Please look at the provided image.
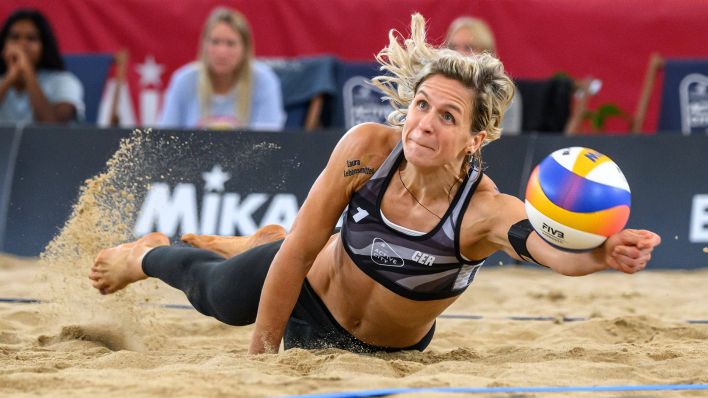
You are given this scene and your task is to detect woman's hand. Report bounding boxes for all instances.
[2,44,22,84]
[2,43,33,83]
[600,229,661,274]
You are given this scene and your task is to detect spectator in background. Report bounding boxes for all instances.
[445,17,496,57]
[445,16,521,134]
[0,9,84,126]
[159,7,285,131]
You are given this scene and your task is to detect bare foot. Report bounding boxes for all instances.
[181,224,286,258]
[89,232,170,294]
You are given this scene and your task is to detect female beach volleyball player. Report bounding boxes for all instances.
[90,14,660,354]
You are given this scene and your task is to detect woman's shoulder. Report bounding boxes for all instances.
[340,123,399,152]
[168,63,200,85]
[38,69,80,84]
[252,60,278,79]
[251,61,280,86]
[326,123,401,170]
[37,70,83,95]
[251,60,275,74]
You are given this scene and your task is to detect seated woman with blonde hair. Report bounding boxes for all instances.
[158,7,285,131]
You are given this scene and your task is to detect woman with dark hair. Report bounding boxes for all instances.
[0,8,84,125]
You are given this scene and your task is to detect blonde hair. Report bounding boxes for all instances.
[445,16,496,55]
[372,13,514,168]
[197,7,253,125]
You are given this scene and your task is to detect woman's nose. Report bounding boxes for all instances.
[418,110,436,132]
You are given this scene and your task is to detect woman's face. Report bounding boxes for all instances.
[5,19,42,66]
[205,22,244,77]
[402,75,483,169]
[447,27,479,56]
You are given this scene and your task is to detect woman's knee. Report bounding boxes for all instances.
[204,278,259,326]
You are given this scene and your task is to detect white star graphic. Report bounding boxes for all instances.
[202,165,231,192]
[135,55,165,87]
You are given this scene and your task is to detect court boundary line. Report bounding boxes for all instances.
[280,383,708,397]
[2,297,707,324]
[0,297,708,325]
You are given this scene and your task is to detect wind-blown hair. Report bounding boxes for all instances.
[372,13,514,154]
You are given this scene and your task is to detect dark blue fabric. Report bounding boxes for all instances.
[63,53,114,124]
[331,61,391,129]
[658,59,708,134]
[263,56,338,128]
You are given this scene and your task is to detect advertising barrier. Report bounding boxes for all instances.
[3,128,130,255]
[658,59,708,134]
[0,127,21,250]
[0,126,705,269]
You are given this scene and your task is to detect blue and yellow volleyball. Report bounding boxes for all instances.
[525,147,631,251]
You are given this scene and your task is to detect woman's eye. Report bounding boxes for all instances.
[417,100,428,109]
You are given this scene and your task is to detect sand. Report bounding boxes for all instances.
[2,253,707,398]
[1,130,707,397]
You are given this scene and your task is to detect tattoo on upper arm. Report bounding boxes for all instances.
[344,159,375,177]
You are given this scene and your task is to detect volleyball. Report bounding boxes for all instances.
[525,147,631,251]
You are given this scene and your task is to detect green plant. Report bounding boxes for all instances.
[583,103,632,132]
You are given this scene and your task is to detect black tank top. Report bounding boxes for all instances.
[341,141,486,301]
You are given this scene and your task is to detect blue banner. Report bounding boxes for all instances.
[659,59,708,134]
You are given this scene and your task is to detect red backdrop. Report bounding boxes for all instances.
[3,0,708,132]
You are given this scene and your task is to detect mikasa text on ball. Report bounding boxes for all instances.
[525,147,631,251]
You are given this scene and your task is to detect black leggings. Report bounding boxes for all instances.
[142,239,435,352]
[142,240,280,326]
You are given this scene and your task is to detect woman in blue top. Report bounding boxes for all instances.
[158,7,285,131]
[91,14,660,355]
[0,9,84,125]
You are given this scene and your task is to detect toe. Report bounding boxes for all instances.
[91,279,107,290]
[145,232,170,245]
[103,285,121,295]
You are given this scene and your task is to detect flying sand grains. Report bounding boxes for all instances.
[36,129,170,351]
